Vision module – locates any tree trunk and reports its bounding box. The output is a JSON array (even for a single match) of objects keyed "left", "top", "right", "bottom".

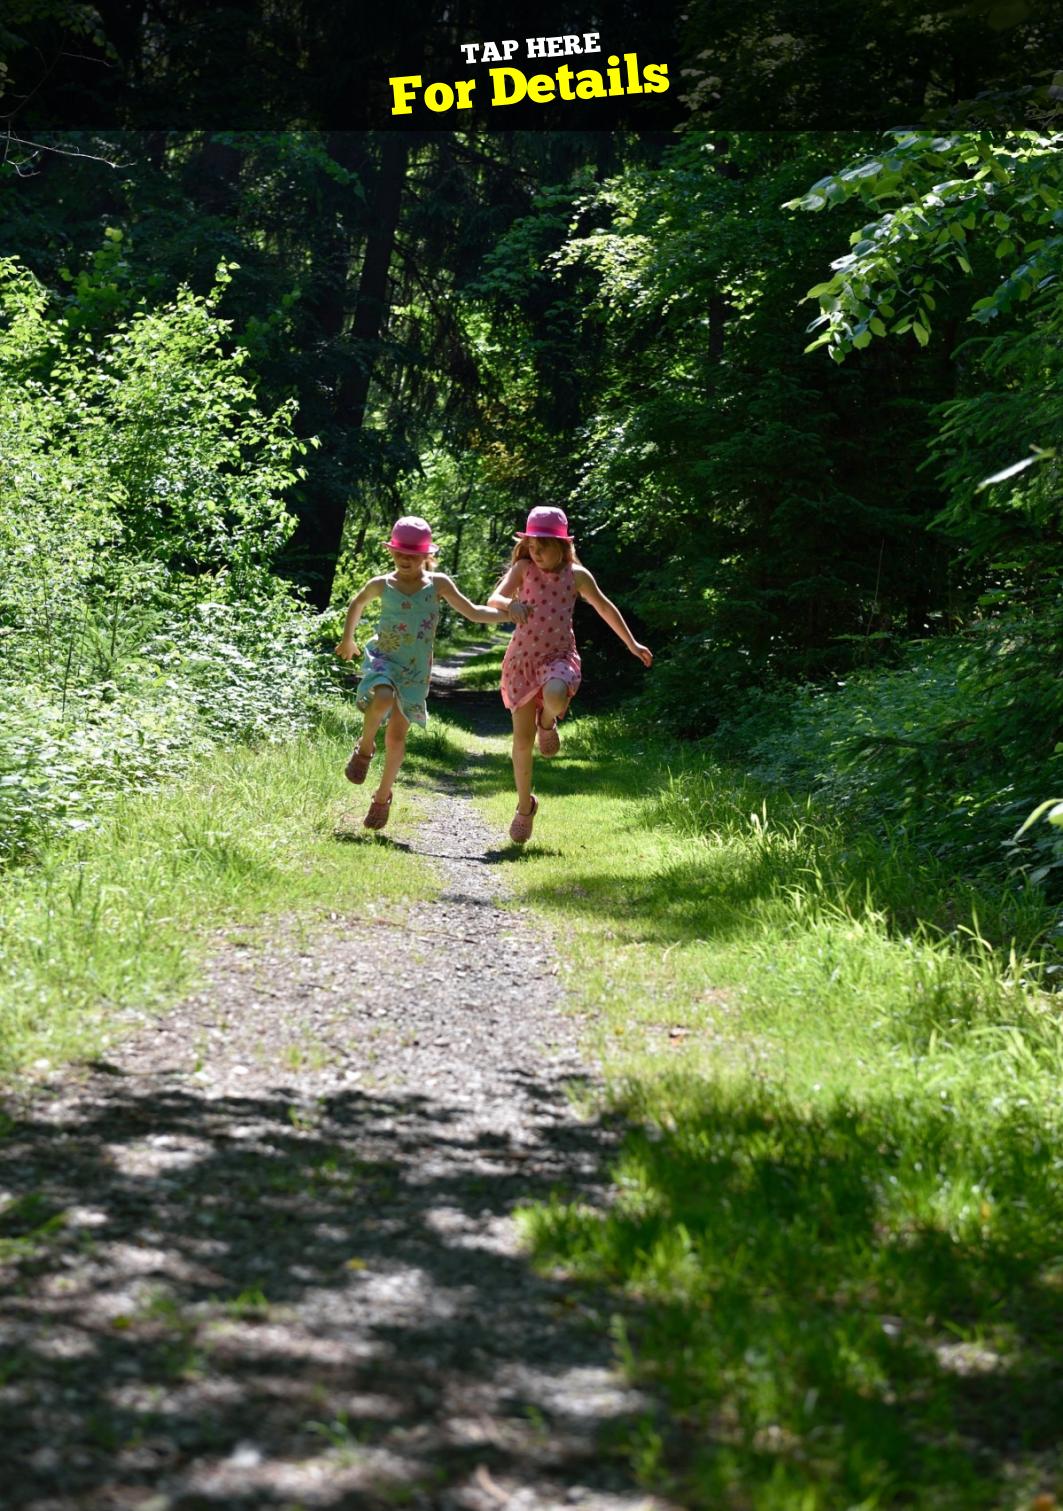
[
  {"left": 342, "top": 133, "right": 409, "bottom": 432},
  {"left": 289, "top": 133, "right": 410, "bottom": 605}
]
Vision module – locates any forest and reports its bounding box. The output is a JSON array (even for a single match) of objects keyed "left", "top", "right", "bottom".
[
  {"left": 3, "top": 126, "right": 1060, "bottom": 905},
  {"left": 2, "top": 114, "right": 1063, "bottom": 1509}
]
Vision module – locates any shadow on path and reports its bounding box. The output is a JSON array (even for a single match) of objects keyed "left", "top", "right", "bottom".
[{"left": 0, "top": 1067, "right": 654, "bottom": 1509}]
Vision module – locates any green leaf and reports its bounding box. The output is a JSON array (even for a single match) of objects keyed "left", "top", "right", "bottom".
[{"left": 911, "top": 322, "right": 930, "bottom": 346}]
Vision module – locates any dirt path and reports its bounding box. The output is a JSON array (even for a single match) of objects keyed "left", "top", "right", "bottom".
[{"left": 0, "top": 657, "right": 670, "bottom": 1510}]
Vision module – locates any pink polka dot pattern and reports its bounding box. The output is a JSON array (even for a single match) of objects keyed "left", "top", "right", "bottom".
[{"left": 501, "top": 561, "right": 582, "bottom": 712}]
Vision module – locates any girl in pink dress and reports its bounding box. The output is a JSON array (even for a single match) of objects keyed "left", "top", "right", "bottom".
[{"left": 489, "top": 507, "right": 653, "bottom": 844}]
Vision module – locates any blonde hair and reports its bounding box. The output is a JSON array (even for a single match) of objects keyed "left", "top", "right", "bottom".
[{"left": 509, "top": 536, "right": 578, "bottom": 568}]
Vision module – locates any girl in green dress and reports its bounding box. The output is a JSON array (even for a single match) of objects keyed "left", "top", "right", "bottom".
[{"left": 335, "top": 516, "right": 520, "bottom": 830}]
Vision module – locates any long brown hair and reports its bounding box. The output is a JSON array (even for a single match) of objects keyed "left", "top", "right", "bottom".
[{"left": 509, "top": 536, "right": 579, "bottom": 568}]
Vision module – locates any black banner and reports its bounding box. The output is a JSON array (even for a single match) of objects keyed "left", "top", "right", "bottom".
[{"left": 2, "top": 0, "right": 1060, "bottom": 131}]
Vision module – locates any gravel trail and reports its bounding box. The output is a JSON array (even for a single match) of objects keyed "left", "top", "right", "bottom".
[{"left": 0, "top": 654, "right": 670, "bottom": 1511}]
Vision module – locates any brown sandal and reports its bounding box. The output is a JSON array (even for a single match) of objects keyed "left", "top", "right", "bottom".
[
  {"left": 509, "top": 794, "right": 538, "bottom": 844},
  {"left": 363, "top": 793, "right": 393, "bottom": 830},
  {"left": 345, "top": 747, "right": 372, "bottom": 784}
]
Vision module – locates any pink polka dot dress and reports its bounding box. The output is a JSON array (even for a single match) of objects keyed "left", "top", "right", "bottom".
[{"left": 501, "top": 559, "right": 582, "bottom": 712}]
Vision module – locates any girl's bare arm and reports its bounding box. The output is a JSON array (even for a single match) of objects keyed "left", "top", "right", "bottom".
[
  {"left": 435, "top": 574, "right": 510, "bottom": 624},
  {"left": 487, "top": 561, "right": 530, "bottom": 621},
  {"left": 335, "top": 577, "right": 386, "bottom": 659},
  {"left": 573, "top": 567, "right": 653, "bottom": 666}
]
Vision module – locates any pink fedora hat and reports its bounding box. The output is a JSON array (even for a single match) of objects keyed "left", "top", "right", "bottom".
[
  {"left": 514, "top": 505, "right": 574, "bottom": 541},
  {"left": 386, "top": 515, "right": 434, "bottom": 554}
]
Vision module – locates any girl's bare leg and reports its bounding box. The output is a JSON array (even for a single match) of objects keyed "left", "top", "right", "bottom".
[
  {"left": 357, "top": 685, "right": 396, "bottom": 755},
  {"left": 539, "top": 677, "right": 571, "bottom": 730},
  {"left": 512, "top": 701, "right": 537, "bottom": 814},
  {"left": 374, "top": 703, "right": 410, "bottom": 802}
]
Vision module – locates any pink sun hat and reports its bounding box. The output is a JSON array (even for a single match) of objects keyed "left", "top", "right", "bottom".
[
  {"left": 514, "top": 505, "right": 574, "bottom": 541},
  {"left": 386, "top": 515, "right": 434, "bottom": 554}
]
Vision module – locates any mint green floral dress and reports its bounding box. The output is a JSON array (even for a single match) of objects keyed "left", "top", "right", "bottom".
[{"left": 355, "top": 575, "right": 440, "bottom": 727}]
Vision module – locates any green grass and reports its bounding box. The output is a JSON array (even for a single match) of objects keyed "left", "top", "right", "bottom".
[
  {"left": 449, "top": 642, "right": 508, "bottom": 690},
  {"left": 436, "top": 620, "right": 508, "bottom": 651},
  {"left": 0, "top": 698, "right": 446, "bottom": 1075},
  {"left": 433, "top": 659, "right": 1063, "bottom": 1511}
]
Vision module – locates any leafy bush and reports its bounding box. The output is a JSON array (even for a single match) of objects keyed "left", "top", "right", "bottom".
[
  {"left": 711, "top": 604, "right": 1063, "bottom": 893},
  {"left": 0, "top": 254, "right": 322, "bottom": 865}
]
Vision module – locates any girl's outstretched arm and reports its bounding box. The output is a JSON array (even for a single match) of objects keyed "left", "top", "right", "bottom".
[
  {"left": 573, "top": 567, "right": 653, "bottom": 667},
  {"left": 436, "top": 574, "right": 510, "bottom": 624},
  {"left": 487, "top": 561, "right": 531, "bottom": 622},
  {"left": 335, "top": 577, "right": 385, "bottom": 660}
]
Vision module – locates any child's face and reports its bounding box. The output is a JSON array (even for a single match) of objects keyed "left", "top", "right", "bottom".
[
  {"left": 390, "top": 549, "right": 427, "bottom": 574},
  {"left": 528, "top": 537, "right": 563, "bottom": 571}
]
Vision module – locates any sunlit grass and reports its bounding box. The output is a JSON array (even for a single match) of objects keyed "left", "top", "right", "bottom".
[
  {"left": 0, "top": 697, "right": 440, "bottom": 1075},
  {"left": 443, "top": 642, "right": 508, "bottom": 690},
  {"left": 438, "top": 652, "right": 1063, "bottom": 1510}
]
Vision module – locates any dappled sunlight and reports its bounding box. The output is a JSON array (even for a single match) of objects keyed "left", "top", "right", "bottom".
[
  {"left": 521, "top": 1079, "right": 1063, "bottom": 1509},
  {"left": 0, "top": 1066, "right": 653, "bottom": 1508}
]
